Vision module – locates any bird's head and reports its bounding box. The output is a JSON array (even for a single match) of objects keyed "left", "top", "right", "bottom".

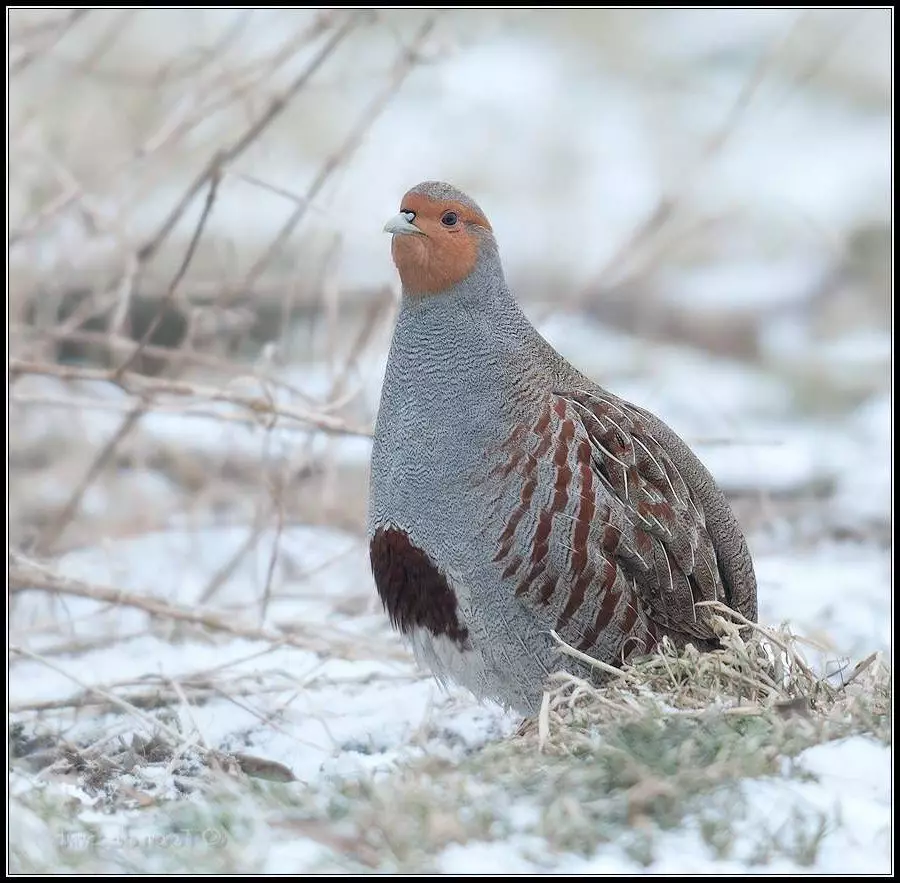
[{"left": 384, "top": 181, "right": 498, "bottom": 296}]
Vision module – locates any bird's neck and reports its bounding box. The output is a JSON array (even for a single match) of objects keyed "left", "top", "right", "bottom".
[
  {"left": 396, "top": 270, "right": 539, "bottom": 377},
  {"left": 376, "top": 269, "right": 547, "bottom": 447}
]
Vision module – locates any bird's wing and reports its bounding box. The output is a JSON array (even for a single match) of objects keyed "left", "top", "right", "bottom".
[{"left": 489, "top": 388, "right": 728, "bottom": 659}]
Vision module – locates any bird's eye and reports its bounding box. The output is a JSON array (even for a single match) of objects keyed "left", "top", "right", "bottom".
[
  {"left": 441, "top": 211, "right": 458, "bottom": 227},
  {"left": 400, "top": 210, "right": 416, "bottom": 222}
]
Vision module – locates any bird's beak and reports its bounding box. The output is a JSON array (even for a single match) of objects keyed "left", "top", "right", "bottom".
[{"left": 383, "top": 213, "right": 422, "bottom": 236}]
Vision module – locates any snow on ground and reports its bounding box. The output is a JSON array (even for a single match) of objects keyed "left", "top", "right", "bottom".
[
  {"left": 10, "top": 499, "right": 891, "bottom": 872},
  {"left": 9, "top": 310, "right": 891, "bottom": 873},
  {"left": 10, "top": 524, "right": 519, "bottom": 782},
  {"left": 757, "top": 546, "right": 891, "bottom": 658},
  {"left": 436, "top": 736, "right": 891, "bottom": 874}
]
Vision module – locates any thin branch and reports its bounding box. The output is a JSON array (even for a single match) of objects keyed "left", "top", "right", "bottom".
[
  {"left": 9, "top": 645, "right": 192, "bottom": 747},
  {"left": 550, "top": 629, "right": 628, "bottom": 678},
  {"left": 9, "top": 561, "right": 403, "bottom": 661},
  {"left": 8, "top": 359, "right": 372, "bottom": 437},
  {"left": 582, "top": 15, "right": 802, "bottom": 296},
  {"left": 241, "top": 15, "right": 437, "bottom": 290},
  {"left": 135, "top": 11, "right": 363, "bottom": 265},
  {"left": 197, "top": 505, "right": 272, "bottom": 605},
  {"left": 697, "top": 601, "right": 819, "bottom": 683},
  {"left": 9, "top": 9, "right": 90, "bottom": 76},
  {"left": 34, "top": 397, "right": 150, "bottom": 554},
  {"left": 11, "top": 325, "right": 314, "bottom": 398},
  {"left": 114, "top": 169, "right": 221, "bottom": 377},
  {"left": 9, "top": 680, "right": 294, "bottom": 715},
  {"left": 259, "top": 441, "right": 291, "bottom": 623},
  {"left": 9, "top": 392, "right": 366, "bottom": 441},
  {"left": 17, "top": 164, "right": 221, "bottom": 552}
]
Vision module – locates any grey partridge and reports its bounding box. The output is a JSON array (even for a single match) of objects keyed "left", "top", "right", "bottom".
[{"left": 368, "top": 181, "right": 758, "bottom": 715}]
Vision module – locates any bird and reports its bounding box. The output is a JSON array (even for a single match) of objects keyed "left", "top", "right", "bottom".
[{"left": 368, "top": 181, "right": 758, "bottom": 715}]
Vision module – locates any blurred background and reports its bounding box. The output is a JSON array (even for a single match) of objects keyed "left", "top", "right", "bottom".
[
  {"left": 9, "top": 7, "right": 890, "bottom": 547},
  {"left": 7, "top": 9, "right": 891, "bottom": 871}
]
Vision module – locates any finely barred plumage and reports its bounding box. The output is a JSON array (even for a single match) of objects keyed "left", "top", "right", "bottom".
[{"left": 368, "top": 181, "right": 758, "bottom": 715}]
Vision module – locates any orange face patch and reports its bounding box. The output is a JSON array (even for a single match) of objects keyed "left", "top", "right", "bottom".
[{"left": 390, "top": 192, "right": 492, "bottom": 295}]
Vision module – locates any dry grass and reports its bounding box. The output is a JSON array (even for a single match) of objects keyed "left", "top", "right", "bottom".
[
  {"left": 536, "top": 602, "right": 890, "bottom": 736},
  {"left": 9, "top": 619, "right": 890, "bottom": 872},
  {"left": 316, "top": 630, "right": 890, "bottom": 871},
  {"left": 535, "top": 610, "right": 890, "bottom": 745}
]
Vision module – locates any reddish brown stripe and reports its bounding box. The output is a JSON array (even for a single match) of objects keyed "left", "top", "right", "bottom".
[
  {"left": 602, "top": 523, "right": 622, "bottom": 554},
  {"left": 557, "top": 563, "right": 594, "bottom": 628},
  {"left": 634, "top": 529, "right": 654, "bottom": 558},
  {"left": 576, "top": 615, "right": 602, "bottom": 652},
  {"left": 572, "top": 442, "right": 596, "bottom": 569},
  {"left": 613, "top": 433, "right": 633, "bottom": 460},
  {"left": 531, "top": 419, "right": 574, "bottom": 564},
  {"left": 488, "top": 425, "right": 528, "bottom": 479},
  {"left": 534, "top": 401, "right": 552, "bottom": 436},
  {"left": 619, "top": 596, "right": 640, "bottom": 637},
  {"left": 493, "top": 468, "right": 538, "bottom": 562},
  {"left": 531, "top": 511, "right": 553, "bottom": 567},
  {"left": 553, "top": 398, "right": 567, "bottom": 419},
  {"left": 558, "top": 441, "right": 597, "bottom": 631},
  {"left": 626, "top": 464, "right": 641, "bottom": 492},
  {"left": 501, "top": 424, "right": 528, "bottom": 451},
  {"left": 532, "top": 432, "right": 553, "bottom": 460},
  {"left": 577, "top": 561, "right": 620, "bottom": 651},
  {"left": 552, "top": 421, "right": 575, "bottom": 496},
  {"left": 491, "top": 446, "right": 526, "bottom": 479},
  {"left": 554, "top": 419, "right": 575, "bottom": 510},
  {"left": 538, "top": 578, "right": 555, "bottom": 605},
  {"left": 522, "top": 417, "right": 574, "bottom": 596},
  {"left": 493, "top": 535, "right": 513, "bottom": 563},
  {"left": 501, "top": 554, "right": 522, "bottom": 580},
  {"left": 638, "top": 500, "right": 675, "bottom": 523}
]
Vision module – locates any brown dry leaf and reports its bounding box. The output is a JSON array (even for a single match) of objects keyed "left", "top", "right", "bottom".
[
  {"left": 233, "top": 752, "right": 296, "bottom": 782},
  {"left": 118, "top": 784, "right": 158, "bottom": 807}
]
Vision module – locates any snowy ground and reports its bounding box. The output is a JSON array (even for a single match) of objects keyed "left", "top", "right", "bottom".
[
  {"left": 8, "top": 520, "right": 892, "bottom": 873},
  {"left": 9, "top": 316, "right": 891, "bottom": 873}
]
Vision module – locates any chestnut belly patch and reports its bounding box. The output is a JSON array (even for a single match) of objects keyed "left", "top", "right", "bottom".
[{"left": 369, "top": 526, "right": 470, "bottom": 649}]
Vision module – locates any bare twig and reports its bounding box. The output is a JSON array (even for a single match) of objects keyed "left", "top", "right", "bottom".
[
  {"left": 9, "top": 680, "right": 292, "bottom": 715},
  {"left": 241, "top": 15, "right": 437, "bottom": 289},
  {"left": 258, "top": 431, "right": 294, "bottom": 623},
  {"left": 835, "top": 652, "right": 882, "bottom": 690},
  {"left": 20, "top": 164, "right": 220, "bottom": 554},
  {"left": 9, "top": 645, "right": 192, "bottom": 746},
  {"left": 8, "top": 359, "right": 372, "bottom": 436},
  {"left": 9, "top": 9, "right": 90, "bottom": 76},
  {"left": 550, "top": 629, "right": 628, "bottom": 678},
  {"left": 9, "top": 391, "right": 365, "bottom": 440},
  {"left": 34, "top": 397, "right": 150, "bottom": 554},
  {"left": 696, "top": 601, "right": 819, "bottom": 683},
  {"left": 114, "top": 170, "right": 222, "bottom": 377},
  {"left": 71, "top": 9, "right": 136, "bottom": 77},
  {"left": 9, "top": 560, "right": 403, "bottom": 661},
  {"left": 136, "top": 12, "right": 363, "bottom": 266},
  {"left": 581, "top": 15, "right": 802, "bottom": 297},
  {"left": 197, "top": 504, "right": 272, "bottom": 605},
  {"left": 11, "top": 325, "right": 315, "bottom": 397}
]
